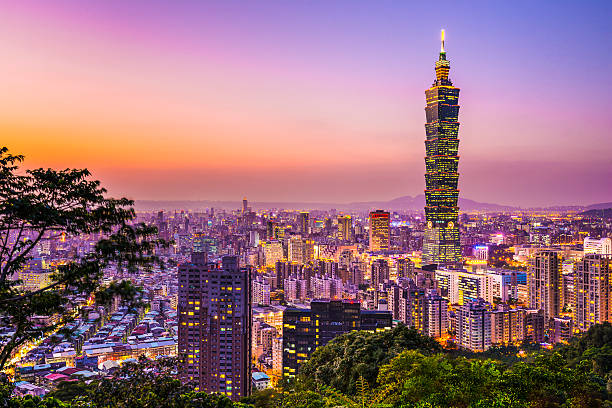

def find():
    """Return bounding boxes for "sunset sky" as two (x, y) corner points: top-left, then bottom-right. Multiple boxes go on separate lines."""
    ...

(2, 1), (611, 207)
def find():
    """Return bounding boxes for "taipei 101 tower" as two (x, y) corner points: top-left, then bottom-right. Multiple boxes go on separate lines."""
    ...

(422, 30), (461, 267)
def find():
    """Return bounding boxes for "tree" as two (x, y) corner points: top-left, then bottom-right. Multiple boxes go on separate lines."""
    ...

(299, 324), (441, 394)
(0, 147), (167, 371)
(66, 357), (235, 408)
(558, 322), (612, 375)
(377, 350), (502, 407)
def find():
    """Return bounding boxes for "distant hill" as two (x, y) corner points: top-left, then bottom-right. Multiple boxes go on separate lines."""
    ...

(580, 208), (612, 219)
(135, 195), (517, 213)
(134, 197), (612, 213)
(586, 202), (612, 210)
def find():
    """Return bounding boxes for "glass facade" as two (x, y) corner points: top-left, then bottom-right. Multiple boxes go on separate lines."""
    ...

(422, 36), (461, 266)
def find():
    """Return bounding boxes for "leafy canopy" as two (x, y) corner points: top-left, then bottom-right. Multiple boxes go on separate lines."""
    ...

(0, 147), (167, 371)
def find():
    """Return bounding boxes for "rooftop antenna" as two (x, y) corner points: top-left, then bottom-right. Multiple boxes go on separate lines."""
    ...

(441, 29), (445, 53)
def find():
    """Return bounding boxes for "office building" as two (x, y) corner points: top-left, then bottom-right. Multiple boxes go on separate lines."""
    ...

(524, 309), (545, 343)
(298, 212), (310, 235)
(369, 210), (390, 251)
(422, 30), (461, 267)
(435, 269), (493, 305)
(337, 215), (352, 241)
(583, 237), (612, 255)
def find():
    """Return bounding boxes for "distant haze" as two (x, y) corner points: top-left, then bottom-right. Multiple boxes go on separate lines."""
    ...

(3, 1), (611, 207)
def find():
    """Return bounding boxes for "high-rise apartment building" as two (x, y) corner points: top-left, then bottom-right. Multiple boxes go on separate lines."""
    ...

(422, 30), (461, 267)
(574, 254), (611, 332)
(396, 258), (415, 279)
(490, 304), (525, 346)
(282, 300), (391, 378)
(457, 298), (491, 352)
(424, 290), (449, 338)
(178, 255), (252, 401)
(369, 210), (390, 252)
(528, 250), (562, 324)
(371, 259), (390, 288)
(583, 237), (612, 255)
(251, 276), (270, 306)
(399, 285), (426, 332)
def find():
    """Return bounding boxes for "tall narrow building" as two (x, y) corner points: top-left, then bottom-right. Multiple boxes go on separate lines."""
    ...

(574, 254), (611, 332)
(369, 210), (390, 252)
(337, 215), (352, 241)
(178, 254), (252, 401)
(298, 212), (310, 235)
(528, 249), (563, 325)
(423, 30), (461, 267)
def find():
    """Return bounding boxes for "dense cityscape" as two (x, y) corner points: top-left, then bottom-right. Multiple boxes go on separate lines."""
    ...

(1, 29), (611, 407)
(2, 1), (612, 406)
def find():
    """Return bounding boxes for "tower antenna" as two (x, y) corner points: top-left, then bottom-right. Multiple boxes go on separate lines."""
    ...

(441, 29), (445, 53)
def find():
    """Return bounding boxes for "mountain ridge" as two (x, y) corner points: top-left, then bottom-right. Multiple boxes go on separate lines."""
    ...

(134, 195), (611, 212)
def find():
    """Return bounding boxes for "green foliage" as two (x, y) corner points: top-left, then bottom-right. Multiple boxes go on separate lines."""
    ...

(273, 324), (611, 407)
(49, 357), (235, 408)
(0, 147), (168, 370)
(4, 324), (612, 407)
(558, 322), (612, 376)
(299, 324), (441, 394)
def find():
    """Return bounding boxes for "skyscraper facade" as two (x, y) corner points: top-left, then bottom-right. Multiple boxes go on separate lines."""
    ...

(337, 215), (352, 241)
(298, 212), (310, 235)
(178, 254), (252, 401)
(369, 210), (390, 252)
(422, 30), (461, 267)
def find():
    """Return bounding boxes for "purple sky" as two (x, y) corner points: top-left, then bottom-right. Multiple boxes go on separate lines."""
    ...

(2, 0), (611, 206)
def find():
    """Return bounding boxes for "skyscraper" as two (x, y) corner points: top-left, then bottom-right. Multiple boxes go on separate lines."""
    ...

(369, 210), (390, 252)
(178, 254), (252, 401)
(337, 215), (352, 241)
(422, 30), (461, 267)
(298, 212), (310, 235)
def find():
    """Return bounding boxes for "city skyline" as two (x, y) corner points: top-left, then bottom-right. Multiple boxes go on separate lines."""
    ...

(2, 1), (612, 206)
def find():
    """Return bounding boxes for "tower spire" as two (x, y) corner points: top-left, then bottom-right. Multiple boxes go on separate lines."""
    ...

(435, 29), (450, 82)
